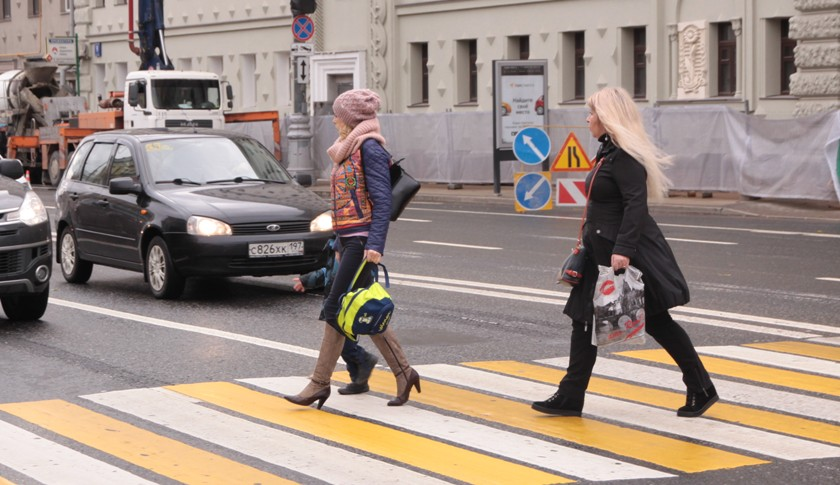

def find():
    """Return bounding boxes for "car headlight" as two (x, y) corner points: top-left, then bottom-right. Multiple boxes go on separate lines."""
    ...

(187, 215), (232, 236)
(9, 191), (49, 226)
(310, 211), (333, 232)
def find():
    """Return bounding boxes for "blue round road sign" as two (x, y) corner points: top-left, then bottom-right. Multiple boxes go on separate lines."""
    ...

(513, 127), (551, 165)
(293, 15), (315, 42)
(515, 172), (552, 210)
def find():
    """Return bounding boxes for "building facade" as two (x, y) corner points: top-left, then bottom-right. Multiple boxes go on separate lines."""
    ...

(2, 0), (838, 120)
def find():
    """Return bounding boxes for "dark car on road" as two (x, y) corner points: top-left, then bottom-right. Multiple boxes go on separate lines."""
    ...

(0, 158), (51, 320)
(55, 128), (333, 299)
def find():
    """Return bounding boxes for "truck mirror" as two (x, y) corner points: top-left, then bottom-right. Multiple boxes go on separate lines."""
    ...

(226, 84), (234, 109)
(294, 173), (312, 187)
(127, 83), (139, 107)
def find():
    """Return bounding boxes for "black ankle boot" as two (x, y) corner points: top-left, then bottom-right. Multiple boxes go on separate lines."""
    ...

(677, 384), (718, 417)
(531, 390), (583, 416)
(339, 354), (379, 395)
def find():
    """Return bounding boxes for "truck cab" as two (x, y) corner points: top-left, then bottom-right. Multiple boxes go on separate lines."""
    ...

(124, 70), (230, 129)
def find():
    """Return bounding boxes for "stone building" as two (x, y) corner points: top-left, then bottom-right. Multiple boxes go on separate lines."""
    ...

(2, 0), (837, 119)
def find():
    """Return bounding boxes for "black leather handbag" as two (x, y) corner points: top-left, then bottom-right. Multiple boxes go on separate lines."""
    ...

(556, 160), (602, 287)
(389, 158), (420, 221)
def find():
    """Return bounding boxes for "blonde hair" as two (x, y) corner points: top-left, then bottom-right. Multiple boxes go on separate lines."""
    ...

(587, 87), (672, 200)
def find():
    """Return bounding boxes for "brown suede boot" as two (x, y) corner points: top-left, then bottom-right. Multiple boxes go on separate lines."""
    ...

(285, 323), (345, 409)
(371, 327), (421, 406)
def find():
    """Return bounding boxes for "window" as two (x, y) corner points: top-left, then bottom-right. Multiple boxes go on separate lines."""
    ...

(81, 143), (114, 186)
(574, 32), (585, 100)
(60, 0), (70, 14)
(1, 0), (10, 20)
(114, 0), (128, 5)
(717, 23), (736, 96)
(93, 0), (105, 8)
(780, 19), (796, 95)
(508, 35), (529, 60)
(410, 42), (429, 105)
(28, 0), (40, 16)
(633, 28), (646, 98)
(109, 146), (138, 181)
(456, 39), (478, 104)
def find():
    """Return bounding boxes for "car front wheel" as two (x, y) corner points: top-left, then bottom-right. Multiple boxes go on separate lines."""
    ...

(145, 236), (185, 299)
(59, 228), (93, 283)
(2, 284), (49, 321)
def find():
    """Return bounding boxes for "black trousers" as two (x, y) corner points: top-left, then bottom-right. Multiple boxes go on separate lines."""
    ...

(557, 310), (713, 402)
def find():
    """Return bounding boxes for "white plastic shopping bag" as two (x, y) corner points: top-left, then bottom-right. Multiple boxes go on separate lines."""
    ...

(592, 265), (646, 346)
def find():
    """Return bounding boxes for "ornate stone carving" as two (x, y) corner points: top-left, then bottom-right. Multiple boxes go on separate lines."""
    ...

(789, 13), (840, 40)
(370, 0), (388, 110)
(790, 71), (840, 96)
(795, 42), (840, 68)
(677, 22), (707, 99)
(794, 0), (840, 12)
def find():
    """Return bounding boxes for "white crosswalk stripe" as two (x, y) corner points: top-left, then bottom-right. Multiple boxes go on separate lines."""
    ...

(0, 342), (837, 483)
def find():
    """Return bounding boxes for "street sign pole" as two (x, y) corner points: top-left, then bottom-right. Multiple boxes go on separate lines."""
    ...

(287, 14), (317, 181)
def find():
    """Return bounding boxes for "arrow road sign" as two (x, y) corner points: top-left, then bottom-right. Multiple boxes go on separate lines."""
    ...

(513, 127), (551, 166)
(296, 57), (309, 84)
(514, 172), (553, 212)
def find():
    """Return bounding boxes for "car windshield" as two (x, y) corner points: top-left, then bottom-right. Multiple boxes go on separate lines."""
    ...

(145, 137), (292, 185)
(151, 79), (221, 110)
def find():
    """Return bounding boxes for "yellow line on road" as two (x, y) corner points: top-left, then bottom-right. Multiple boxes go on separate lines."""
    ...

(745, 341), (840, 362)
(0, 476), (15, 485)
(0, 400), (292, 485)
(618, 349), (840, 397)
(167, 381), (570, 485)
(334, 371), (765, 473)
(467, 360), (840, 446)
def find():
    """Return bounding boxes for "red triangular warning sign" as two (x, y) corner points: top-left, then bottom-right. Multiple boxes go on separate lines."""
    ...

(551, 132), (592, 172)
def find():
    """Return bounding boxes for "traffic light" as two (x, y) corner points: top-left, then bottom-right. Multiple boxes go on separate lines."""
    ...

(290, 0), (316, 16)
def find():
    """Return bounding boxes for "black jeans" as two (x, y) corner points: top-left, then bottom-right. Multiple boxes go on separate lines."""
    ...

(557, 310), (713, 402)
(323, 236), (376, 379)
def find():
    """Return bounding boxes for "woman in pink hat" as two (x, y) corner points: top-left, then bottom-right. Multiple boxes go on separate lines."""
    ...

(285, 89), (420, 409)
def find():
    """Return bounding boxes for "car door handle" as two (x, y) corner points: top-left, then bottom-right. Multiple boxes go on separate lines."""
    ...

(95, 200), (110, 207)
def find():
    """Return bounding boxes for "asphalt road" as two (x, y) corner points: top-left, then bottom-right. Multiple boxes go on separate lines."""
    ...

(0, 187), (838, 484)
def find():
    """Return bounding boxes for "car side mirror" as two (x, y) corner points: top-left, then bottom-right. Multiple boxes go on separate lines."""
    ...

(0, 159), (25, 180)
(127, 83), (139, 107)
(294, 173), (312, 187)
(109, 177), (142, 195)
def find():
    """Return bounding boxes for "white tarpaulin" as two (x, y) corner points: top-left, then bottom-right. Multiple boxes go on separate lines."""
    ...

(287, 105), (840, 203)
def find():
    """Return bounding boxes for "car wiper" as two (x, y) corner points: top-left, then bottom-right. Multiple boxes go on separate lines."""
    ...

(205, 176), (286, 184)
(155, 178), (202, 185)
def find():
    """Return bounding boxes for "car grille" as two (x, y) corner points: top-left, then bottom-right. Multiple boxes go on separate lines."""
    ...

(164, 119), (214, 128)
(229, 255), (321, 270)
(230, 221), (311, 236)
(0, 244), (49, 276)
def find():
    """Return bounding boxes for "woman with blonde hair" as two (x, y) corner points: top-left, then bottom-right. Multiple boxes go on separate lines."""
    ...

(285, 89), (420, 410)
(532, 87), (717, 418)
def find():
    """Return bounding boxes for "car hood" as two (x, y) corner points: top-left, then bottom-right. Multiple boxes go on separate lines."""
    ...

(159, 182), (329, 222)
(0, 176), (27, 212)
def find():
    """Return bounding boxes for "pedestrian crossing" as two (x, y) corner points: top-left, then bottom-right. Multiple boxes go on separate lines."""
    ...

(0, 339), (838, 484)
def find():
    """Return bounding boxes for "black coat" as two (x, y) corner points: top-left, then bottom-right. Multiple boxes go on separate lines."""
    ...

(563, 135), (690, 323)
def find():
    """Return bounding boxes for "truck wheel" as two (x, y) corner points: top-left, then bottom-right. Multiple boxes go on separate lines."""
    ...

(145, 236), (185, 299)
(47, 151), (64, 186)
(59, 227), (93, 283)
(1, 284), (49, 321)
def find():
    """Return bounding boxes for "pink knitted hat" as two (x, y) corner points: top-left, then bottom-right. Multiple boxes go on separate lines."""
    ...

(333, 89), (381, 127)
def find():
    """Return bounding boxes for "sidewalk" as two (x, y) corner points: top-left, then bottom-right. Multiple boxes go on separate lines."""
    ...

(310, 181), (840, 222)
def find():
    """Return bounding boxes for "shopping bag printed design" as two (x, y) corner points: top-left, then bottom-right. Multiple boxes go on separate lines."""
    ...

(592, 265), (646, 346)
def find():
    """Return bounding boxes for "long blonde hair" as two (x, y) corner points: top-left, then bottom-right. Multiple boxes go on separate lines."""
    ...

(588, 87), (672, 200)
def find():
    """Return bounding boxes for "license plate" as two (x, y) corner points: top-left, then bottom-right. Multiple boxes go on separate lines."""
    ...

(248, 241), (304, 258)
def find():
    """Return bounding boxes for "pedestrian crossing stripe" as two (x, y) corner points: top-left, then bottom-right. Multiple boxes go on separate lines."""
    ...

(0, 341), (837, 484)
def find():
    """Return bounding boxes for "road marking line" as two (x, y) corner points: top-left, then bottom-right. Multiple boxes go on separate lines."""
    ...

(540, 356), (840, 423)
(697, 346), (840, 377)
(673, 307), (840, 335)
(0, 420), (156, 485)
(406, 365), (765, 472)
(84, 387), (447, 485)
(469, 360), (840, 449)
(167, 382), (568, 485)
(666, 237), (738, 245)
(244, 376), (672, 482)
(413, 240), (502, 250)
(817, 277), (840, 282)
(747, 341), (840, 361)
(810, 336), (840, 346)
(618, 349), (840, 397)
(669, 315), (819, 339)
(0, 400), (290, 485)
(395, 218), (431, 222)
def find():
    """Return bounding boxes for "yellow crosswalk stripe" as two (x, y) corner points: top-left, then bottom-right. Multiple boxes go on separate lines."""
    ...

(745, 341), (840, 362)
(167, 381), (570, 485)
(0, 400), (293, 485)
(334, 371), (765, 473)
(618, 349), (840, 396)
(0, 476), (16, 485)
(467, 360), (840, 447)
